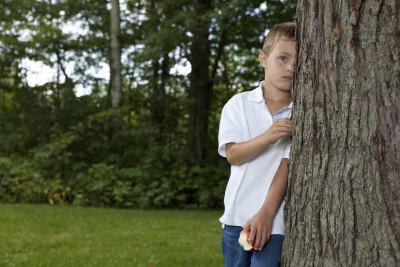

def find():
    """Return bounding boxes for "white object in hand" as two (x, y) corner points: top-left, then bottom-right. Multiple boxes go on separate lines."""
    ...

(238, 228), (253, 251)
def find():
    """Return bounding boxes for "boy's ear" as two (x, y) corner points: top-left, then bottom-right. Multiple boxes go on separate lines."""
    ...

(258, 50), (267, 67)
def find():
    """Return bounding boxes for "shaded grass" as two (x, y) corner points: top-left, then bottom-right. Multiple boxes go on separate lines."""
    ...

(0, 204), (223, 267)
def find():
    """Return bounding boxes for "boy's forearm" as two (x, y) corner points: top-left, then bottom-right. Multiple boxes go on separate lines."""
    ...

(226, 120), (292, 166)
(259, 159), (289, 217)
(226, 133), (271, 165)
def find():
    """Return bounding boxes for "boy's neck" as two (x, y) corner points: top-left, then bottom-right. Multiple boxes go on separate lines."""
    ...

(262, 81), (292, 104)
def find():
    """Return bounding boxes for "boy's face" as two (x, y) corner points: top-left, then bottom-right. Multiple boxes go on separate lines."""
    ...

(259, 40), (296, 93)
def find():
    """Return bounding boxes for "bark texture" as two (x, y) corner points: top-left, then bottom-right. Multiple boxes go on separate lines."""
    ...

(187, 0), (212, 161)
(283, 0), (400, 266)
(110, 0), (122, 109)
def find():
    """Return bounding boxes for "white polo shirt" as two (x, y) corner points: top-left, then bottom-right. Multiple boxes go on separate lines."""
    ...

(218, 83), (291, 235)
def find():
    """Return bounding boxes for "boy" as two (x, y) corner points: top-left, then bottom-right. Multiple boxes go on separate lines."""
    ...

(218, 22), (296, 267)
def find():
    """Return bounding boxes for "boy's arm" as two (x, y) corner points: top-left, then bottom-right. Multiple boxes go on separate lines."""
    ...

(244, 158), (289, 250)
(226, 119), (291, 165)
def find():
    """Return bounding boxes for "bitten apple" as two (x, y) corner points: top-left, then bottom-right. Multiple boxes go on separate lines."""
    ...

(238, 228), (253, 251)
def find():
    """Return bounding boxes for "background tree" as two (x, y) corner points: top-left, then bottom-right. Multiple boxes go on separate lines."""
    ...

(187, 0), (212, 161)
(283, 0), (400, 265)
(110, 0), (122, 109)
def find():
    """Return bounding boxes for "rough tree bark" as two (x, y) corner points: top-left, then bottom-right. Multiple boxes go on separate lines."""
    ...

(110, 0), (122, 109)
(187, 0), (212, 161)
(283, 0), (400, 266)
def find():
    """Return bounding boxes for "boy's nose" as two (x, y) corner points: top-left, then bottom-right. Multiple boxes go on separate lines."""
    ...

(287, 62), (295, 73)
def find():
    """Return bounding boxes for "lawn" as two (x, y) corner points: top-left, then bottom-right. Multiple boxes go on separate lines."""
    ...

(0, 204), (223, 267)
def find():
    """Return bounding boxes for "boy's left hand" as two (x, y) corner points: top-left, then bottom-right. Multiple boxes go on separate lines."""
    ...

(243, 209), (273, 251)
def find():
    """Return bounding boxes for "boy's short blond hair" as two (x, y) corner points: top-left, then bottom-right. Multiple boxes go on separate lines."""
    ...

(262, 22), (296, 56)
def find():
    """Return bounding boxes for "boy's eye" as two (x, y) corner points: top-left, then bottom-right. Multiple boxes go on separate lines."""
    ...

(278, 56), (288, 63)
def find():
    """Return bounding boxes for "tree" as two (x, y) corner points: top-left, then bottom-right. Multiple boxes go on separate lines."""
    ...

(110, 0), (122, 109)
(187, 0), (212, 161)
(147, 0), (171, 138)
(283, 0), (400, 265)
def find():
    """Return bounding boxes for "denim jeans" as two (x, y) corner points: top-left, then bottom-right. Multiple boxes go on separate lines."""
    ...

(222, 225), (284, 267)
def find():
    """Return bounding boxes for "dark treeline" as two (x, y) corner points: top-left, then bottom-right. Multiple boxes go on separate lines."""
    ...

(0, 0), (295, 208)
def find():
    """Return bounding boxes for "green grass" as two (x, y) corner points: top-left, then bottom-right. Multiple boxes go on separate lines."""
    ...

(0, 204), (223, 267)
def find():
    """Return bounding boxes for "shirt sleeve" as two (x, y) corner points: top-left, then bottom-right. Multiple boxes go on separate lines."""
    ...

(282, 139), (291, 159)
(218, 96), (243, 157)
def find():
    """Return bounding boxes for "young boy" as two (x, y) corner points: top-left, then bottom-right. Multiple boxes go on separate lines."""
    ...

(218, 22), (296, 267)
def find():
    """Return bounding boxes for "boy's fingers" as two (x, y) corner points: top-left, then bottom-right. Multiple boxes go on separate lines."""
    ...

(260, 233), (267, 250)
(253, 227), (261, 250)
(275, 119), (291, 126)
(271, 123), (290, 132)
(275, 126), (292, 134)
(248, 226), (256, 244)
(255, 226), (268, 250)
(256, 229), (264, 250)
(278, 126), (292, 132)
(275, 122), (290, 127)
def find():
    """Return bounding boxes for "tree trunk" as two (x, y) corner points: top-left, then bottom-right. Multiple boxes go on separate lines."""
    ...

(110, 0), (122, 109)
(283, 1), (400, 266)
(148, 0), (168, 139)
(150, 54), (168, 138)
(187, 0), (212, 161)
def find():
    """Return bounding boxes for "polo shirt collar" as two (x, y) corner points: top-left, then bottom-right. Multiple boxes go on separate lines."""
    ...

(247, 82), (294, 108)
(247, 82), (264, 103)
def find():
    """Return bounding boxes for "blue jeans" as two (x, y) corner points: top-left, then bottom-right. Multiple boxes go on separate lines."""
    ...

(222, 225), (284, 267)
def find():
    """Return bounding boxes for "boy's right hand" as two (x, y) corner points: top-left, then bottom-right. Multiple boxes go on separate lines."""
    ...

(264, 119), (292, 144)
(225, 119), (292, 165)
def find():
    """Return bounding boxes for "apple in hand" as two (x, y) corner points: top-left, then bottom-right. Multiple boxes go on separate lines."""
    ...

(238, 228), (253, 251)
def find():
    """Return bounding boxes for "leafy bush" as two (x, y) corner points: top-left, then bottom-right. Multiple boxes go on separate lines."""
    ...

(0, 157), (70, 204)
(0, 107), (229, 209)
(73, 163), (134, 207)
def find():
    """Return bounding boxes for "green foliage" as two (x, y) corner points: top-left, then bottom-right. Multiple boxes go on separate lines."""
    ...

(0, 157), (69, 204)
(74, 163), (131, 207)
(0, 104), (229, 208)
(0, 0), (296, 208)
